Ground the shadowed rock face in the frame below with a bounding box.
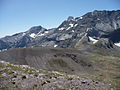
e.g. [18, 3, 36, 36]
[0, 40, 10, 50]
[108, 28, 120, 43]
[94, 28, 120, 49]
[0, 47, 95, 75]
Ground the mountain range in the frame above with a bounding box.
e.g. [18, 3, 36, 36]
[0, 10, 120, 50]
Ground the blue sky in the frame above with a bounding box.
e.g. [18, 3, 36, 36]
[0, 0, 120, 38]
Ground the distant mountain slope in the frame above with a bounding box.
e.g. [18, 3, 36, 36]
[0, 47, 94, 75]
[0, 47, 120, 89]
[0, 10, 120, 50]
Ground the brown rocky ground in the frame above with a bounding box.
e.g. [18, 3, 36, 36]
[0, 61, 110, 90]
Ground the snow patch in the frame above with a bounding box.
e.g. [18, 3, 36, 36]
[72, 30, 75, 32]
[37, 31, 49, 37]
[89, 36, 98, 44]
[38, 33, 45, 36]
[114, 42, 120, 47]
[44, 31, 49, 34]
[22, 33, 26, 36]
[80, 17, 83, 19]
[58, 27, 65, 30]
[74, 24, 78, 27]
[54, 45, 58, 47]
[69, 24, 74, 27]
[66, 27, 71, 30]
[30, 31, 49, 38]
[0, 49, 8, 52]
[29, 33, 36, 38]
[75, 17, 83, 21]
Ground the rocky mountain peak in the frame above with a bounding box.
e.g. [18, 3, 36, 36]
[27, 25, 46, 34]
[0, 10, 120, 50]
[67, 16, 75, 21]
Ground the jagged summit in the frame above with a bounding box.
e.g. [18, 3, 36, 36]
[28, 25, 46, 33]
[67, 16, 75, 21]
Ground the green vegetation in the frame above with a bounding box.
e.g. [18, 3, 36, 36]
[84, 53, 120, 90]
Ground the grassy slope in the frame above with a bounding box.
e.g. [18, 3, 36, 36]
[0, 47, 120, 90]
[86, 53, 120, 90]
[75, 39, 120, 90]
